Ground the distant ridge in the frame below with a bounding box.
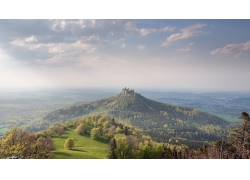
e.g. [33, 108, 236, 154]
[44, 88, 230, 148]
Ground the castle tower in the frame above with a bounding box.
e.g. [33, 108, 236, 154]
[121, 87, 134, 95]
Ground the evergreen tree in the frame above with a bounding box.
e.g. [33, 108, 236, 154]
[107, 138, 117, 159]
[229, 112, 250, 158]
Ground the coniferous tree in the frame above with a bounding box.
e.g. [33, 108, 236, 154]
[229, 112, 250, 158]
[107, 138, 117, 159]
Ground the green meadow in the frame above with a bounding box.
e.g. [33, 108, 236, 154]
[52, 128, 108, 159]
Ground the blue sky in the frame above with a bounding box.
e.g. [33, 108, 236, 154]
[1, 19, 250, 91]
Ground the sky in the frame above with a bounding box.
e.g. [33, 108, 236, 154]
[1, 19, 250, 92]
[0, 3, 250, 92]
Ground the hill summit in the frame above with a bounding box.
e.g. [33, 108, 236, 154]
[44, 88, 230, 148]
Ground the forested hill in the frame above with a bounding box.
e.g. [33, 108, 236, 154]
[44, 92, 231, 148]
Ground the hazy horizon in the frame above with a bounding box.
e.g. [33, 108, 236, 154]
[2, 86, 250, 95]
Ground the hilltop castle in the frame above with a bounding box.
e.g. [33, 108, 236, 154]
[121, 87, 134, 95]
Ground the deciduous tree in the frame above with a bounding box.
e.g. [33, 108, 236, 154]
[75, 123, 87, 135]
[90, 128, 100, 140]
[64, 138, 74, 150]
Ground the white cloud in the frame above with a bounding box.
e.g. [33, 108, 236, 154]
[120, 43, 126, 48]
[162, 24, 207, 46]
[51, 20, 67, 31]
[176, 47, 191, 52]
[11, 38, 93, 54]
[50, 20, 87, 31]
[5, 20, 139, 66]
[114, 38, 126, 43]
[211, 40, 250, 56]
[160, 26, 174, 32]
[124, 21, 137, 31]
[10, 36, 96, 66]
[189, 42, 194, 45]
[3, 20, 175, 67]
[139, 26, 173, 36]
[25, 35, 37, 43]
[139, 28, 157, 36]
[11, 39, 25, 47]
[138, 45, 145, 50]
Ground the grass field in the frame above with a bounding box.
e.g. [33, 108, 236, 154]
[52, 128, 108, 159]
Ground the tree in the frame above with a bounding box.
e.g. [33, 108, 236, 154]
[90, 128, 100, 140]
[213, 140, 235, 159]
[75, 123, 87, 135]
[229, 112, 250, 158]
[112, 134, 136, 159]
[37, 136, 56, 151]
[110, 118, 115, 125]
[197, 143, 208, 158]
[106, 138, 117, 159]
[115, 127, 122, 134]
[123, 126, 129, 136]
[140, 145, 153, 159]
[56, 127, 65, 138]
[64, 138, 74, 150]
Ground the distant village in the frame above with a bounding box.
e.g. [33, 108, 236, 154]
[121, 87, 134, 95]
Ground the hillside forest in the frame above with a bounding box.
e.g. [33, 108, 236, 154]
[1, 112, 250, 159]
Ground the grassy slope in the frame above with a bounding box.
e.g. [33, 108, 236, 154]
[53, 128, 108, 159]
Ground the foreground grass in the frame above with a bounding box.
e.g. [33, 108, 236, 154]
[52, 128, 108, 159]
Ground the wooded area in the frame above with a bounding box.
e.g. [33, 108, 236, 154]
[1, 112, 249, 159]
